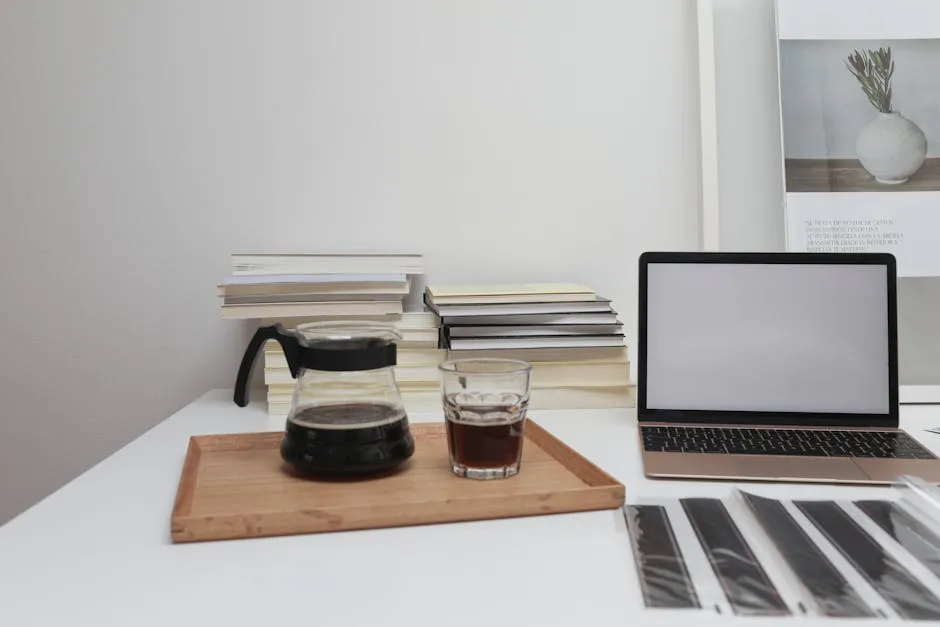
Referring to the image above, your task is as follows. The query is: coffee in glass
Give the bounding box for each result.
[439,359,532,479]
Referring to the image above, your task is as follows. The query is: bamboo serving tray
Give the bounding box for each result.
[171,420,624,543]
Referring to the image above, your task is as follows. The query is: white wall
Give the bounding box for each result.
[0,0,702,524]
[780,39,940,158]
[708,0,940,384]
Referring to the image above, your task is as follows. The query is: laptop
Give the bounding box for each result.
[637,251,940,485]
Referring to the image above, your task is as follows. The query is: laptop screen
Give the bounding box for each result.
[642,258,893,417]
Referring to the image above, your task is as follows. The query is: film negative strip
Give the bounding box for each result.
[623,504,701,609]
[854,500,940,580]
[680,498,791,616]
[796,500,940,621]
[740,492,876,618]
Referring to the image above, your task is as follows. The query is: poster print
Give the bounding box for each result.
[777,0,940,276]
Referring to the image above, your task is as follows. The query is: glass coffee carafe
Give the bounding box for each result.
[234,321,415,476]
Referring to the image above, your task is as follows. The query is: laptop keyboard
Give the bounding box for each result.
[640,425,936,459]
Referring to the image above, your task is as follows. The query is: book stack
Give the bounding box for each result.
[218,252,444,418]
[424,283,633,409]
[219,252,425,320]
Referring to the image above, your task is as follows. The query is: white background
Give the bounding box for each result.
[706,2,940,381]
[780,39,940,158]
[0,1,702,524]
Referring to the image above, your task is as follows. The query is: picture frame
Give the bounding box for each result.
[696,0,940,402]
[698,0,940,273]
[776,0,940,277]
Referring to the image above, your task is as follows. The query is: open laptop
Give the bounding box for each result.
[637,251,940,484]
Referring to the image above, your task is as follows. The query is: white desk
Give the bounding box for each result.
[3,390,940,627]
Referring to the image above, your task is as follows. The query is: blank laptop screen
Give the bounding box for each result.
[644,262,890,414]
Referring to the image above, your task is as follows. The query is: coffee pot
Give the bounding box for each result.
[234,321,415,475]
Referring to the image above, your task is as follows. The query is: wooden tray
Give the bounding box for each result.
[170,420,625,543]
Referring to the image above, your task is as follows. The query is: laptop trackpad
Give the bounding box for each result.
[728,455,869,482]
[644,452,871,482]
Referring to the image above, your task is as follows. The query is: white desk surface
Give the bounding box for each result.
[3,390,940,627]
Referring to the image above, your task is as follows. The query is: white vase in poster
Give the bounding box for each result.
[846,47,928,184]
[855,111,927,184]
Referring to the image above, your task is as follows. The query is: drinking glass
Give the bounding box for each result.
[438,358,532,479]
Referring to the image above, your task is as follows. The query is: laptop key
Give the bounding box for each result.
[640,426,937,459]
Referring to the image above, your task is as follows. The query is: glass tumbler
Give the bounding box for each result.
[438,358,533,479]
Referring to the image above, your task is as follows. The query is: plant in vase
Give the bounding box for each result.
[845,47,927,184]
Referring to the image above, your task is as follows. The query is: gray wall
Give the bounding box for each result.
[0,0,702,524]
[780,39,940,158]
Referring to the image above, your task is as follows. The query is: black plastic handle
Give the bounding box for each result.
[233,324,302,407]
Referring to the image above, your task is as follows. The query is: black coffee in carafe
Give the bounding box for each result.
[234,321,415,476]
[281,402,415,475]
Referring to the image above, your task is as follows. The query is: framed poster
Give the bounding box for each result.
[777,0,940,277]
[696,0,940,399]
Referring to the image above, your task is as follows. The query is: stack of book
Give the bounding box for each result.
[219,252,444,418]
[424,283,633,409]
[219,252,425,320]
